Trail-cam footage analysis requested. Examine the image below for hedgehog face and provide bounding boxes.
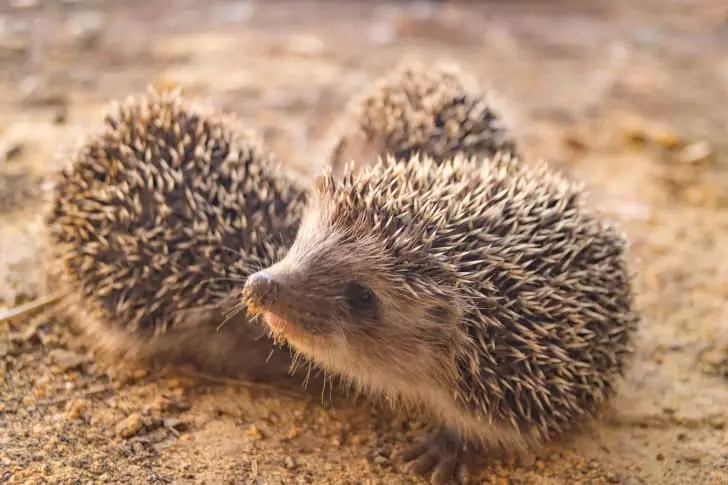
[243,181,463,389]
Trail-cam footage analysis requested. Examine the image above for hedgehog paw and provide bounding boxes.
[400,428,471,485]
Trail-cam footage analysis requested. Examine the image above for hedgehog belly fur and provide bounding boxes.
[319,335,540,452]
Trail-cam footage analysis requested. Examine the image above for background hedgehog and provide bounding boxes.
[318,60,520,179]
[43,87,310,382]
[242,154,639,484]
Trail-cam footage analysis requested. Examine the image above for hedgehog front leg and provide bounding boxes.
[400,427,472,485]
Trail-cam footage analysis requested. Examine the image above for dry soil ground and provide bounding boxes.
[1,1,728,484]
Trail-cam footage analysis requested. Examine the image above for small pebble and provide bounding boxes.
[163,418,188,432]
[372,455,388,465]
[49,349,88,372]
[285,425,300,440]
[708,416,725,430]
[680,448,702,464]
[64,399,89,420]
[154,395,190,413]
[283,456,297,469]
[672,408,704,428]
[677,141,712,164]
[115,413,144,439]
[604,472,621,484]
[167,377,184,389]
[247,424,264,440]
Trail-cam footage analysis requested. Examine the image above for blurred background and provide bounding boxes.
[1,1,728,484]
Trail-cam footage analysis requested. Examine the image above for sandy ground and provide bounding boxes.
[1,0,728,483]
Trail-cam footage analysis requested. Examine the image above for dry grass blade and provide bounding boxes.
[0,293,64,324]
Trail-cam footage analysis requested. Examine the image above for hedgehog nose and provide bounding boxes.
[243,272,280,309]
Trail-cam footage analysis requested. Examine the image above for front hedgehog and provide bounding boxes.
[322,61,519,178]
[243,155,639,484]
[45,87,307,380]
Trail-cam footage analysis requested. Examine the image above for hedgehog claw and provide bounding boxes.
[400,428,470,485]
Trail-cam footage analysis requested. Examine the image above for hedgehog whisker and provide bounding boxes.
[303,364,312,390]
[198,276,247,288]
[221,256,267,279]
[223,299,248,317]
[168,290,240,316]
[265,347,275,364]
[167,302,224,315]
[233,261,261,277]
[301,354,316,391]
[257,230,285,248]
[221,246,279,276]
[286,354,296,373]
[215,244,245,259]
[202,289,238,302]
[247,260,268,275]
[326,373,335,408]
[320,369,328,407]
[214,301,247,331]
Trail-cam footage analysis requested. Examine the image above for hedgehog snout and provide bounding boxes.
[243,272,280,312]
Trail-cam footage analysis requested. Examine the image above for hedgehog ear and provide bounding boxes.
[314,168,337,196]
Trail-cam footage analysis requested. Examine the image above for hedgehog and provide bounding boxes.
[42,87,310,382]
[318,60,519,179]
[242,153,639,484]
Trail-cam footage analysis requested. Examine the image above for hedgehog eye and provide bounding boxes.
[345,282,376,315]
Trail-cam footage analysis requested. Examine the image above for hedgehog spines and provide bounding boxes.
[44,87,308,379]
[323,60,520,180]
